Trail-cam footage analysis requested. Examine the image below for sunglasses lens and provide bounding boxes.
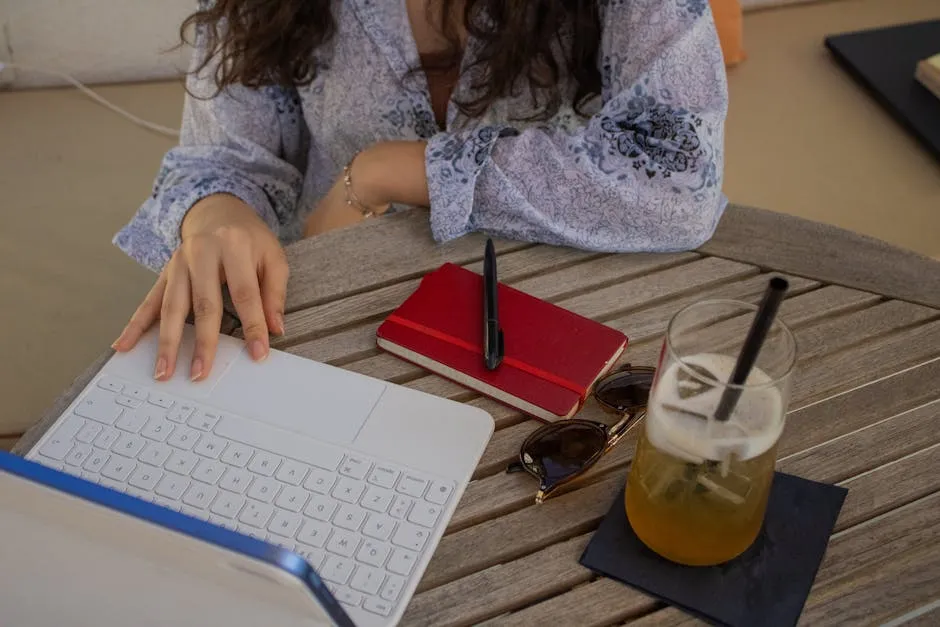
[523,422,608,485]
[595,369,655,412]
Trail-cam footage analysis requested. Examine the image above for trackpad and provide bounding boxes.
[210,348,386,446]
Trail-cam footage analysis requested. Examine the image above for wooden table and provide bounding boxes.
[14,204,940,626]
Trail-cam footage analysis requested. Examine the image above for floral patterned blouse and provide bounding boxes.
[114,0,729,272]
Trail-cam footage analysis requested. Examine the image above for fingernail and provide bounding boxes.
[111,339,120,350]
[190,358,204,382]
[249,340,268,362]
[154,357,168,380]
[276,313,286,335]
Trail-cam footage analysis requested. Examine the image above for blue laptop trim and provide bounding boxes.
[0,450,354,627]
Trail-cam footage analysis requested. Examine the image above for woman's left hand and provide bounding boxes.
[303,141,430,238]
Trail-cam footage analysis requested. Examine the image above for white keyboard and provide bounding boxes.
[28,374,456,621]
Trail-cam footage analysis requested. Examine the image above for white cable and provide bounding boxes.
[0,61,181,138]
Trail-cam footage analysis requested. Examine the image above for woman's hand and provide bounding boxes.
[113,194,288,382]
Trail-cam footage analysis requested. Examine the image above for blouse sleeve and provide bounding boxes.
[425,0,729,253]
[113,29,308,272]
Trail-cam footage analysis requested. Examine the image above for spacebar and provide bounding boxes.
[214,414,346,471]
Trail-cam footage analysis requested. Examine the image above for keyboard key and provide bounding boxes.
[220,442,253,468]
[321,556,355,585]
[334,505,367,531]
[304,468,336,495]
[362,514,394,542]
[339,455,371,480]
[182,484,218,510]
[148,392,175,409]
[326,529,360,558]
[305,495,338,522]
[367,464,400,490]
[333,478,366,504]
[267,534,295,550]
[267,511,302,537]
[39,435,74,461]
[392,523,429,552]
[165,450,199,476]
[129,465,163,491]
[101,454,135,482]
[74,390,123,425]
[247,476,281,503]
[356,539,391,567]
[350,565,384,596]
[297,520,331,548]
[295,545,327,569]
[380,574,405,603]
[219,467,251,494]
[397,474,429,498]
[426,481,454,506]
[101,477,128,492]
[209,515,237,531]
[240,527,266,541]
[389,495,414,520]
[361,486,394,514]
[166,403,195,423]
[247,451,282,477]
[193,434,226,459]
[116,407,153,433]
[333,586,362,608]
[155,495,182,511]
[96,376,124,393]
[210,492,245,519]
[274,485,309,513]
[239,501,274,529]
[167,426,200,450]
[94,426,121,450]
[275,459,309,486]
[181,505,208,520]
[75,422,102,444]
[65,443,93,467]
[122,384,149,402]
[138,442,172,468]
[363,597,393,617]
[113,433,147,459]
[82,449,110,474]
[141,418,173,442]
[192,459,226,485]
[407,502,441,528]
[387,548,417,577]
[189,409,222,432]
[115,396,143,409]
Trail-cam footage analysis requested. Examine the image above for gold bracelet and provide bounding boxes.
[343,153,376,219]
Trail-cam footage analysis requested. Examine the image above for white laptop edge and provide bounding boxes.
[0,450,356,626]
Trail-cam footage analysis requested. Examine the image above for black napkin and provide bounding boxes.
[580,472,847,627]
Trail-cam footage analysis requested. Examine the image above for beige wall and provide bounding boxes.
[0,0,192,89]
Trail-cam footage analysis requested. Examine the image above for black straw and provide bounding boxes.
[713,277,789,422]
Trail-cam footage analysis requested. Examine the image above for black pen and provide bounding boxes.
[483,238,504,370]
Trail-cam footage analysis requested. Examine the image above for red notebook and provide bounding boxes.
[376,263,628,421]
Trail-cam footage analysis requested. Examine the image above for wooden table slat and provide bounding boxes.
[798,539,940,626]
[698,205,940,309]
[482,577,656,627]
[402,534,593,627]
[835,442,940,532]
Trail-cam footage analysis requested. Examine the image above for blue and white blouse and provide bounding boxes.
[114,0,729,272]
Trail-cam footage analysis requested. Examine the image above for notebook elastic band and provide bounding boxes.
[386,315,584,396]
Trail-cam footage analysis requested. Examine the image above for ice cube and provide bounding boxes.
[677,363,718,399]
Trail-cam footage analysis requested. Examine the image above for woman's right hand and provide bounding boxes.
[112,194,288,382]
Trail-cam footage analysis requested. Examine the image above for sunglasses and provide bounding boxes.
[506,365,656,503]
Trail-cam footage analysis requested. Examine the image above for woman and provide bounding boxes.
[113,0,729,382]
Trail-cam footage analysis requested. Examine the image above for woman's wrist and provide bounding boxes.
[353,141,430,210]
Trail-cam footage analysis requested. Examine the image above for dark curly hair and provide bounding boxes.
[181,0,603,120]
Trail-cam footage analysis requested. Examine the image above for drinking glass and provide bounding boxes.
[624,299,797,566]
